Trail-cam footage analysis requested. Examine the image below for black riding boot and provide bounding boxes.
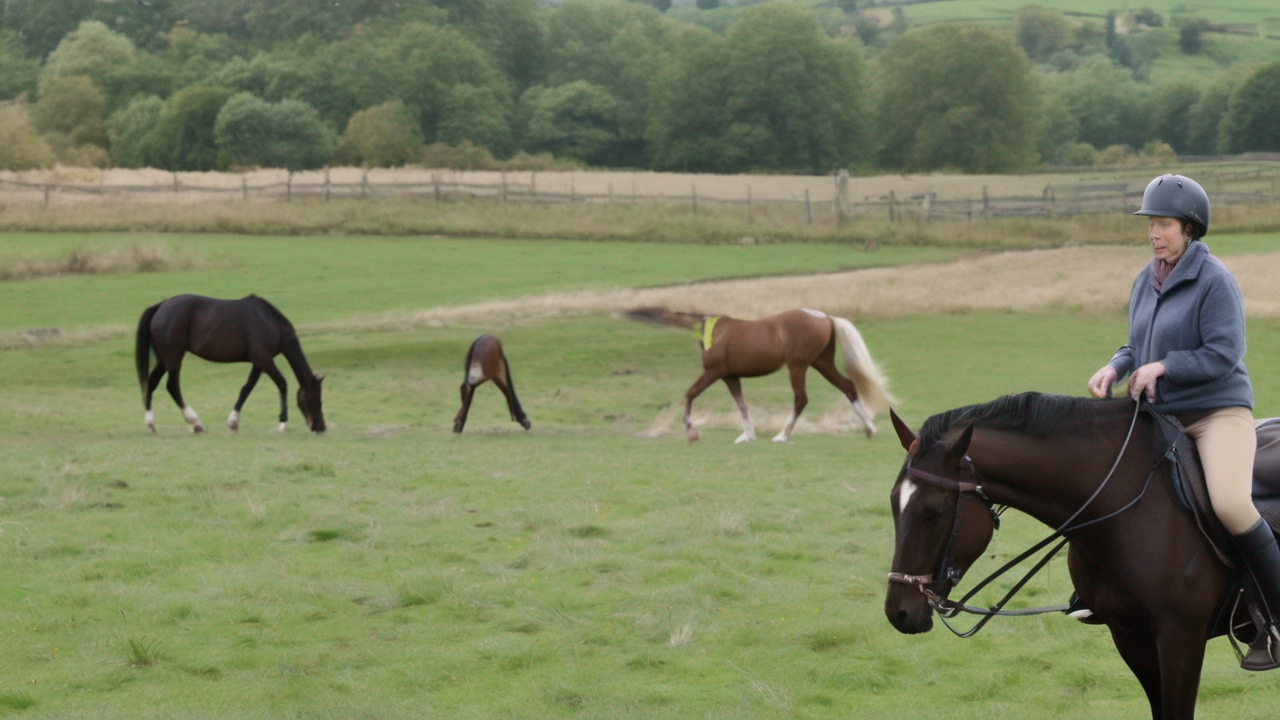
[1232,519,1280,671]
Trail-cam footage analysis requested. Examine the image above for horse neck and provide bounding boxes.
[280,336,316,385]
[969,416,1156,530]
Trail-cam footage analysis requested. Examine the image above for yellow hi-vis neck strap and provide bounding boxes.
[694,316,720,350]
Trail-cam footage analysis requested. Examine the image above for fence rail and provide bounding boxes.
[3,163,1279,226]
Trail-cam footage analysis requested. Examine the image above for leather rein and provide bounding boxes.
[888,398,1168,638]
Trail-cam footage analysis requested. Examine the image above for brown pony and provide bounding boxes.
[627,307,896,443]
[453,334,530,434]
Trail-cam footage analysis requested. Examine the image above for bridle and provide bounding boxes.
[888,398,1166,638]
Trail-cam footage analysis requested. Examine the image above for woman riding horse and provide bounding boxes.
[1074,174,1280,671]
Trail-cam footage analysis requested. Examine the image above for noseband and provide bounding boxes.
[888,399,1161,637]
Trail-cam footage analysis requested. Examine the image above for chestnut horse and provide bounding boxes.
[136,294,325,434]
[453,334,530,433]
[627,307,896,443]
[885,393,1264,719]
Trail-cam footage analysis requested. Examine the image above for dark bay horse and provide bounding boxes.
[453,334,530,434]
[884,392,1253,719]
[136,294,325,434]
[627,307,895,443]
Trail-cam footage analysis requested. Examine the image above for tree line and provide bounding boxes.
[0,0,1278,175]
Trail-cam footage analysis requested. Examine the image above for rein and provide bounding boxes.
[890,398,1172,638]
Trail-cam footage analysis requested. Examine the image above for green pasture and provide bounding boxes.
[3,234,1280,718]
[0,233,966,335]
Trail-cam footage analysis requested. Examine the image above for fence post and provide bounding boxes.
[835,170,850,227]
[324,169,330,202]
[632,174,637,204]
[361,170,369,199]
[43,184,50,208]
[921,191,931,223]
[501,172,508,203]
[286,172,292,203]
[531,171,537,200]
[434,173,441,203]
[570,174,576,203]
[982,186,990,220]
[692,183,698,216]
[242,177,248,201]
[888,190,897,222]
[804,188,812,225]
[608,182,614,205]
[747,185,753,224]
[172,173,179,194]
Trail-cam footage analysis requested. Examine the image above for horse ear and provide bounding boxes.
[947,424,974,461]
[890,408,916,452]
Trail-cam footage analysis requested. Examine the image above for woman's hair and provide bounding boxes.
[1180,218,1204,242]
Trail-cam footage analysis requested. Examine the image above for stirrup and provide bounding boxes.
[1064,592,1103,624]
[1241,625,1280,672]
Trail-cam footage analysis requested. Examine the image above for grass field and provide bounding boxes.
[4,231,1280,718]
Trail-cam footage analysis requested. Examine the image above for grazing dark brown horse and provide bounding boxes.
[627,307,895,443]
[884,392,1256,720]
[453,334,530,434]
[136,294,325,434]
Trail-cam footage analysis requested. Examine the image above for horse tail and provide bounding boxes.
[500,349,528,422]
[462,335,483,387]
[621,306,704,331]
[831,316,898,415]
[135,302,162,400]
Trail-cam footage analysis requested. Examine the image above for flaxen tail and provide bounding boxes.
[831,316,897,415]
[135,302,162,401]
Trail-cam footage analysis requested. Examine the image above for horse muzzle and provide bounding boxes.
[885,578,936,634]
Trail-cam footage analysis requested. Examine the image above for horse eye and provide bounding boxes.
[920,506,944,522]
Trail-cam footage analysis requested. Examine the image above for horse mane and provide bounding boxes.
[918,392,1121,447]
[246,295,297,334]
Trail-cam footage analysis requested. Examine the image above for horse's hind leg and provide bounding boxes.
[683,370,722,443]
[491,375,530,430]
[812,357,876,438]
[162,355,206,433]
[773,364,809,443]
[453,382,477,434]
[723,377,755,444]
[228,366,263,431]
[262,360,289,432]
[144,360,167,433]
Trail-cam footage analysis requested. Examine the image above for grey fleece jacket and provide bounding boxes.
[1108,240,1252,414]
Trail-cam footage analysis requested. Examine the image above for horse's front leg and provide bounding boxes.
[1108,621,1206,720]
[262,361,289,432]
[228,366,263,431]
[683,370,721,443]
[723,377,754,444]
[453,382,476,434]
[773,364,808,443]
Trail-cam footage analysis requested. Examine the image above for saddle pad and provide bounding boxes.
[1172,434,1237,569]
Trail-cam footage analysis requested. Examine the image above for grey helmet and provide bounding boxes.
[1133,173,1210,239]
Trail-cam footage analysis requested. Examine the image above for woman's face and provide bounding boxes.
[1148,216,1189,263]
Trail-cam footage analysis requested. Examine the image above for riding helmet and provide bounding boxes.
[1133,173,1210,239]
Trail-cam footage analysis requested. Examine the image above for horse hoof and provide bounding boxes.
[227,421,239,432]
[687,429,700,443]
[192,424,206,434]
[865,425,878,438]
[771,435,791,444]
[521,420,531,430]
[734,434,755,444]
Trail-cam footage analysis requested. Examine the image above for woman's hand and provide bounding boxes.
[1087,365,1119,398]
[1127,362,1167,403]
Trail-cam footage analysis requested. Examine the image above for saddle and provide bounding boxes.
[1154,411,1280,643]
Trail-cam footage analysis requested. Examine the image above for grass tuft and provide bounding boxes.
[123,636,160,668]
[308,528,346,542]
[0,692,36,710]
[566,524,608,538]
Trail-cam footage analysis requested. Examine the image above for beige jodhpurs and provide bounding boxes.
[1184,406,1260,535]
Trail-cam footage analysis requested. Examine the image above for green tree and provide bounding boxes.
[2,0,94,58]
[107,95,164,168]
[437,84,514,157]
[646,29,742,171]
[88,0,175,51]
[877,25,1039,172]
[38,20,136,95]
[1046,56,1151,151]
[0,102,56,170]
[152,85,235,171]
[1179,19,1207,54]
[31,75,107,149]
[336,99,424,167]
[1185,76,1237,155]
[214,93,336,170]
[1014,5,1070,63]
[523,81,618,163]
[1219,60,1280,154]
[1150,79,1201,154]
[723,3,870,172]
[0,32,40,100]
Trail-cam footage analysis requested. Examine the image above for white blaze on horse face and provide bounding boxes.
[468,362,485,385]
[801,308,827,319]
[898,478,919,515]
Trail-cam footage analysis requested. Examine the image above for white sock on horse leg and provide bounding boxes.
[144,410,155,430]
[278,422,287,433]
[227,409,240,430]
[773,411,798,443]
